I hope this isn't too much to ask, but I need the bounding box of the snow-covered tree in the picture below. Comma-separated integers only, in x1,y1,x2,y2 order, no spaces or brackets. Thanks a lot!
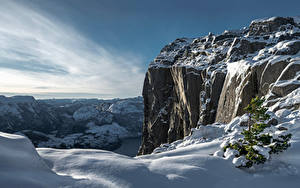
223,97,292,168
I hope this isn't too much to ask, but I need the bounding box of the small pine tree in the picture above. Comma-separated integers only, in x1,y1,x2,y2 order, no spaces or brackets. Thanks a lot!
223,96,292,168
244,97,270,132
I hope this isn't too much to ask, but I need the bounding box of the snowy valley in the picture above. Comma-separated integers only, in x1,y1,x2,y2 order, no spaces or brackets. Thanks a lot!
0,96,143,152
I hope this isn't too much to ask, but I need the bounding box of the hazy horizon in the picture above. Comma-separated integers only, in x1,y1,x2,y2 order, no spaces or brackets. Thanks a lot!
0,92,141,99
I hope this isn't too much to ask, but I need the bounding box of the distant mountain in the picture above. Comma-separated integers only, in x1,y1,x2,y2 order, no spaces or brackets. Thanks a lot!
0,95,143,150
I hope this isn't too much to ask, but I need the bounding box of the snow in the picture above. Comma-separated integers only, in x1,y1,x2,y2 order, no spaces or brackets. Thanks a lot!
73,106,100,121
0,95,37,118
225,59,252,109
2,98,300,188
153,123,225,154
226,60,250,80
293,16,300,24
251,17,278,24
73,106,113,124
252,145,271,159
2,126,300,188
107,99,143,114
268,40,300,54
36,122,131,149
149,15,299,83
232,156,247,167
150,38,193,67
0,132,71,188
224,148,239,160
86,122,129,139
269,88,300,111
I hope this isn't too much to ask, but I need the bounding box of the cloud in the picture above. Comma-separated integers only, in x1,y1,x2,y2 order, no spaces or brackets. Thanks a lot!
0,0,145,98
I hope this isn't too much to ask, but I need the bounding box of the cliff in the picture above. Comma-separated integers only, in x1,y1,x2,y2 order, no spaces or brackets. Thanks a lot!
139,16,300,155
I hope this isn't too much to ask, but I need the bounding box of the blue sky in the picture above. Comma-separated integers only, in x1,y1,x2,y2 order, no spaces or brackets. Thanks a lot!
0,0,299,99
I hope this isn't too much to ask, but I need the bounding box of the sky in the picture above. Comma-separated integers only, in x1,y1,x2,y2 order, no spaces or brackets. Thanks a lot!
0,0,299,99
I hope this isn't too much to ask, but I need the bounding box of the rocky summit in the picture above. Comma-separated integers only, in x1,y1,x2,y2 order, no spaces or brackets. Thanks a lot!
138,16,300,155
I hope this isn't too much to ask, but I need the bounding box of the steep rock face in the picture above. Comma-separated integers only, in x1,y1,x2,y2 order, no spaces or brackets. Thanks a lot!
139,39,227,154
140,63,227,154
139,16,300,155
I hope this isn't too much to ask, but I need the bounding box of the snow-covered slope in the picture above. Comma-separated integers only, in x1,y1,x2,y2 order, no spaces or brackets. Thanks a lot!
0,132,73,188
1,114,300,188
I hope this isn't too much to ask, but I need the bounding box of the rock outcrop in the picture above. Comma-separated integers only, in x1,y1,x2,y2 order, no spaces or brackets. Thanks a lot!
139,16,300,155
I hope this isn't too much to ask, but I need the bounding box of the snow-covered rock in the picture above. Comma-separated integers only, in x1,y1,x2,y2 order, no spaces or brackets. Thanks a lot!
108,98,143,114
139,16,300,155
73,106,113,124
34,122,129,150
0,95,59,133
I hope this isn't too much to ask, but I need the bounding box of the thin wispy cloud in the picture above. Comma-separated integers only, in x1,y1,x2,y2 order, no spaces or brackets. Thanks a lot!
0,0,145,98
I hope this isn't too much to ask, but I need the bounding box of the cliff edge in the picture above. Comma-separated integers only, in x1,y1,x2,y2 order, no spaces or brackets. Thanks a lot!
139,16,300,155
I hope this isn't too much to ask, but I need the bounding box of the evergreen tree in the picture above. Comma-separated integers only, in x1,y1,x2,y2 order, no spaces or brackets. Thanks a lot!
223,97,292,168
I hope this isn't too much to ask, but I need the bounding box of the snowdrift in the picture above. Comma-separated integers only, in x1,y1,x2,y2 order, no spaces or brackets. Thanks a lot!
0,132,74,188
1,113,300,188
